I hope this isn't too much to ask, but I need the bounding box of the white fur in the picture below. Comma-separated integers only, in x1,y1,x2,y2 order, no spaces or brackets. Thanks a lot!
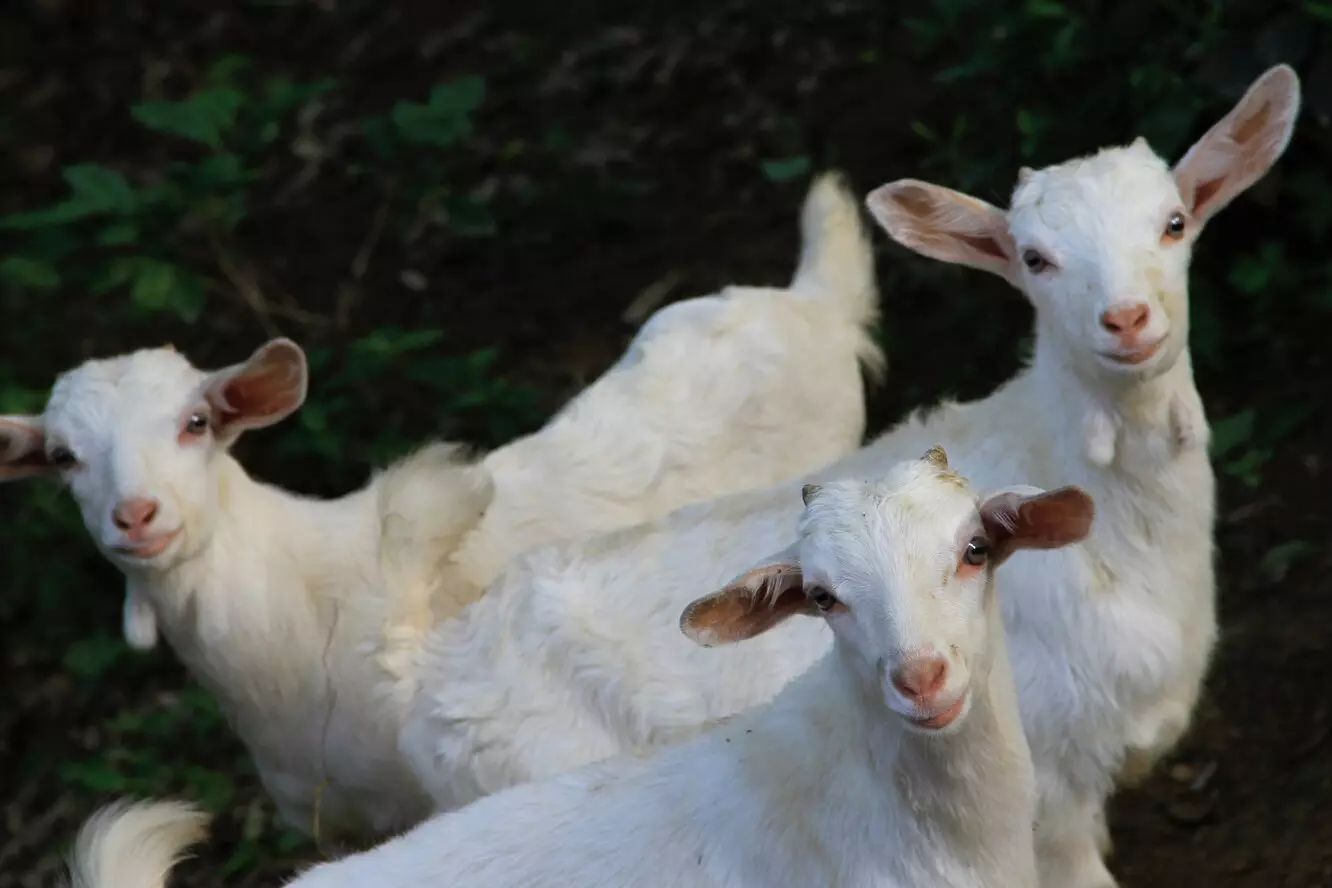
397,66,1299,888
62,799,208,888
0,173,882,843
69,458,1089,888
441,169,883,589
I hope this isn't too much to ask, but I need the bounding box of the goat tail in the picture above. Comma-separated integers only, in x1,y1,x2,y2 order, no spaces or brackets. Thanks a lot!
64,800,209,888
375,441,495,699
790,170,885,381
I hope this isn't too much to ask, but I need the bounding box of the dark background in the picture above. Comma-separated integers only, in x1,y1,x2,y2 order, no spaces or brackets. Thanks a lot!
2,1,1330,885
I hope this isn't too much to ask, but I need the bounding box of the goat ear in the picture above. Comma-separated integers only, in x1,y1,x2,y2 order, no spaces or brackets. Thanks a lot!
865,179,1019,287
979,485,1095,566
0,415,55,481
680,544,810,647
1174,64,1301,225
204,338,308,440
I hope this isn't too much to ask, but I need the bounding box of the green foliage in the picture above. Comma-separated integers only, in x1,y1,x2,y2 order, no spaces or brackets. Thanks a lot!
760,156,812,183
359,75,497,237
132,88,247,150
0,63,500,320
388,77,486,147
1208,402,1312,488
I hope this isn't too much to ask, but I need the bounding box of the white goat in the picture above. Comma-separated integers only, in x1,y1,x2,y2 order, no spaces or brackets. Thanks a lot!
0,172,883,844
397,65,1299,887
64,450,1096,888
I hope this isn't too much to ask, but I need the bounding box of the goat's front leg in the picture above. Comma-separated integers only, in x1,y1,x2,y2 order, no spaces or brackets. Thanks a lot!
1037,792,1118,888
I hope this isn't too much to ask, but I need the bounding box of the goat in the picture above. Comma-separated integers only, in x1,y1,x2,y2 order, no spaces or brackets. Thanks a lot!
0,170,884,844
63,449,1094,888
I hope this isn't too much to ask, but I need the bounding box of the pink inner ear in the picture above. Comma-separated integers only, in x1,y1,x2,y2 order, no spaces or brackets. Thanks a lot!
211,347,305,428
1233,99,1273,147
1,422,41,457
982,487,1095,557
0,421,53,478
681,563,807,646
221,365,293,418
1191,177,1226,215
959,233,1008,261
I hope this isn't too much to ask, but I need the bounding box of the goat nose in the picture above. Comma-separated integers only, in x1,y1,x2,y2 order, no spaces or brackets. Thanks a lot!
1099,304,1150,336
891,656,949,702
112,497,159,531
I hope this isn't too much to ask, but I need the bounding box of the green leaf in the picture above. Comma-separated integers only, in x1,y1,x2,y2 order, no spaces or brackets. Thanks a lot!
1224,447,1269,489
91,258,141,295
389,76,486,146
1228,243,1284,296
258,75,338,128
63,634,126,678
61,761,130,793
131,88,245,149
96,222,140,246
0,256,60,290
1209,408,1255,460
65,164,138,213
759,156,811,183
129,260,177,311
122,259,207,322
193,153,252,187
203,54,253,89
1304,2,1332,22
444,194,497,237
428,76,486,116
2,164,136,229
1258,539,1314,584
1026,0,1067,18
0,384,48,413
391,103,471,146
910,120,938,142
171,271,207,323
351,327,445,359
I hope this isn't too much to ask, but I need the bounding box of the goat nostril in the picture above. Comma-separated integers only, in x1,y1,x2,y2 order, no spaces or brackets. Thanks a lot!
1100,305,1150,336
925,659,947,694
891,672,913,698
892,658,949,700
113,498,159,530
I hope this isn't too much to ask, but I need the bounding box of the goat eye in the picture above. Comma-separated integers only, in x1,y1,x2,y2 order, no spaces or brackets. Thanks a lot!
1163,212,1186,240
1021,250,1050,273
48,446,77,468
184,412,210,435
963,539,990,567
810,588,839,612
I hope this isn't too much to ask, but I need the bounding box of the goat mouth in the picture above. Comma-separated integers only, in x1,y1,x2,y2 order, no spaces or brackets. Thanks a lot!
114,528,181,560
906,693,968,732
1099,337,1165,366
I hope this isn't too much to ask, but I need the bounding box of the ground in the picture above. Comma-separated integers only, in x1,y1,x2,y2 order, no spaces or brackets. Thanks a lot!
1,1,1330,886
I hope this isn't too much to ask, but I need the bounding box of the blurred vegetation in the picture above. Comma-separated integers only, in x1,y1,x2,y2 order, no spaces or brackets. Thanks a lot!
1,0,1329,885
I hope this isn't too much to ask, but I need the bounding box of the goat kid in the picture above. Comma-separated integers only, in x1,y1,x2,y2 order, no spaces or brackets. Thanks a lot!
64,449,1094,888
0,168,883,846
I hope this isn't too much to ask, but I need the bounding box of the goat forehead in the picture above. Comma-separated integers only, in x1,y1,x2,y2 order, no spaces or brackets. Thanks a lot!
805,469,978,584
1009,144,1181,252
46,350,204,441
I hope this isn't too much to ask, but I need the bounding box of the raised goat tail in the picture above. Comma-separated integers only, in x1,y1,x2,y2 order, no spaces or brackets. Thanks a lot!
64,799,210,888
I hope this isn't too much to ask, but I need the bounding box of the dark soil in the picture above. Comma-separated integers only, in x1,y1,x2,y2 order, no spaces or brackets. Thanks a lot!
2,2,1330,886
